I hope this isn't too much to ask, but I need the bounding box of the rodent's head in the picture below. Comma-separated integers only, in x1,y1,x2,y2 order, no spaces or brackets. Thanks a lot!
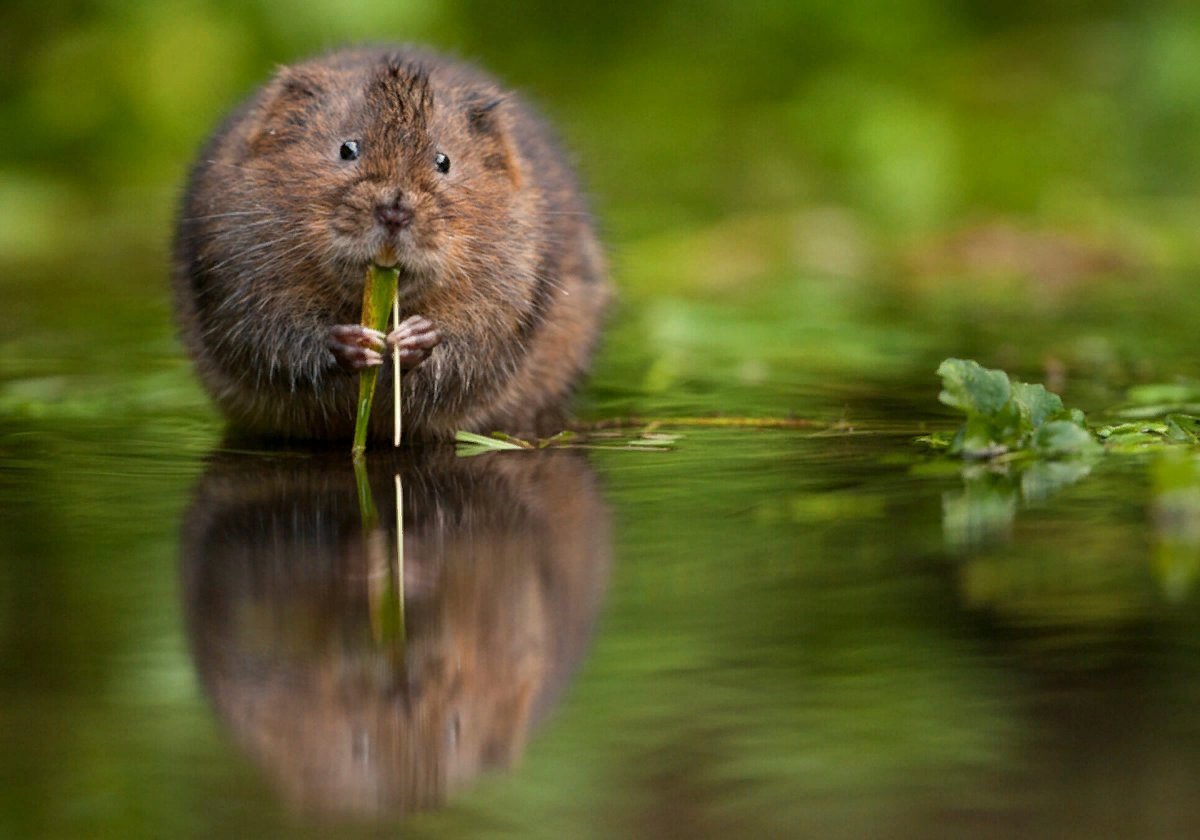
231,49,527,296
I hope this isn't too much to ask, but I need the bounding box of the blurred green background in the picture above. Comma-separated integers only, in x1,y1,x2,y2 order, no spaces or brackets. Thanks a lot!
5,0,1200,424
8,0,1200,252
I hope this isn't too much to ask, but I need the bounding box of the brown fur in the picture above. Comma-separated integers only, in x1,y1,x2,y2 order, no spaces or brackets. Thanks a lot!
173,46,609,441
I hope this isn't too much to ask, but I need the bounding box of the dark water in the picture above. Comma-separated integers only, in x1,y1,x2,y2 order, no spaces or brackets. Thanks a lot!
4,396,1200,838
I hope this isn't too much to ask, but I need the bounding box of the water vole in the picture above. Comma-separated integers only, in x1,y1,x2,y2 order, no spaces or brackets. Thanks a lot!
173,46,609,441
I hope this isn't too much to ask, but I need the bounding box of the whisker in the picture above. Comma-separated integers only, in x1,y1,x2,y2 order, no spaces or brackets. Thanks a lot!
180,209,274,222
206,235,293,275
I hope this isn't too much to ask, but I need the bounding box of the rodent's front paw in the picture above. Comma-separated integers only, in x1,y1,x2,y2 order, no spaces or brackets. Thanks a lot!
328,324,387,372
386,315,442,370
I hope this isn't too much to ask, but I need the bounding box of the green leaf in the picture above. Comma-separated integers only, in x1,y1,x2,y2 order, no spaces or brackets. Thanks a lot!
1010,381,1064,429
936,358,1011,416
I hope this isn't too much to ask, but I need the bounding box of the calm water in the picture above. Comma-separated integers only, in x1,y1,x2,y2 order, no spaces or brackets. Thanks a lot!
4,249,1200,837
4,390,1200,838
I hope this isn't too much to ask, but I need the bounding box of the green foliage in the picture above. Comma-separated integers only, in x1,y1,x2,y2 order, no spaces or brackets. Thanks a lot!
926,356,1200,465
935,358,1099,459
932,360,1200,569
1097,418,1199,452
9,0,1200,275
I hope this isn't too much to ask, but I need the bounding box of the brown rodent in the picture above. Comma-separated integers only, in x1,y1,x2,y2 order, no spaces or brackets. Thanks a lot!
172,46,609,441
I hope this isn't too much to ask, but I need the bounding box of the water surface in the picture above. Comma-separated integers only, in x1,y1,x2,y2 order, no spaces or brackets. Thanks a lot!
4,381,1200,837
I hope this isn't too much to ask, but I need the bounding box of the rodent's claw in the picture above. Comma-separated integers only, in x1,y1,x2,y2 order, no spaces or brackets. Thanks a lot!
387,315,435,341
386,315,442,371
331,324,386,350
329,324,386,372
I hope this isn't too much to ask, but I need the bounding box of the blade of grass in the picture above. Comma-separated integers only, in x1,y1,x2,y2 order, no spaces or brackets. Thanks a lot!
454,430,526,450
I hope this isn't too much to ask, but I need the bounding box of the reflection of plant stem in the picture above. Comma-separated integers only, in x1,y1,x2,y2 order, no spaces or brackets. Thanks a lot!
354,455,378,532
355,457,406,651
393,295,402,447
355,456,384,642
394,472,405,647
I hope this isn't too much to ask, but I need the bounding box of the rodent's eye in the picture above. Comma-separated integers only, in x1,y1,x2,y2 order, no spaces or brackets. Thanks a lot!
339,140,360,161
435,152,451,174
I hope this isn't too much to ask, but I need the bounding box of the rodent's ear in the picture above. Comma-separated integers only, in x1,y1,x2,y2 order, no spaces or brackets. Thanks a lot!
246,68,326,154
465,95,521,187
466,97,503,135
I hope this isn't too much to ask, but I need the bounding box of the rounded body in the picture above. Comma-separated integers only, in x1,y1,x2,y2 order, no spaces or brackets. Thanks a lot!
173,46,608,441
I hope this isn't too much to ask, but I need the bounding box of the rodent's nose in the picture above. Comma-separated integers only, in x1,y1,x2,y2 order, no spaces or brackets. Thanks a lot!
375,200,414,232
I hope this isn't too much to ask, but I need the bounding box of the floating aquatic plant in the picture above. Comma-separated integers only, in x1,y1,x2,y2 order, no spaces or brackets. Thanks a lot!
929,358,1200,460
933,358,1099,459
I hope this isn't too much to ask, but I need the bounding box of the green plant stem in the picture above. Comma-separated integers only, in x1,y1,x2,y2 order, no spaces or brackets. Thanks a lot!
352,264,400,456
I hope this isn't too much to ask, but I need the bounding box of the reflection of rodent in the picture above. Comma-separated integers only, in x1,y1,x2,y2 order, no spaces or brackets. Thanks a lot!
173,46,609,441
180,448,611,817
